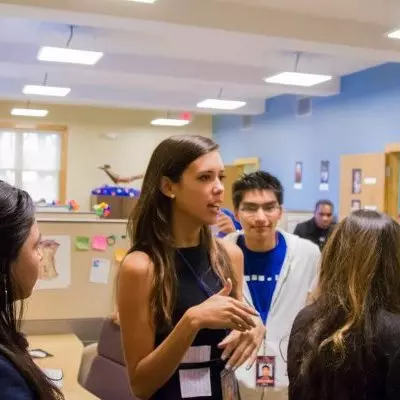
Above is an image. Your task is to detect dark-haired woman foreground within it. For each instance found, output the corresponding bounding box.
[288,210,400,400]
[0,181,64,399]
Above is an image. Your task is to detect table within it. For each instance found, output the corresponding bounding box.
[28,334,99,400]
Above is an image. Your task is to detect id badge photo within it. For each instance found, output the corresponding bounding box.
[256,355,276,388]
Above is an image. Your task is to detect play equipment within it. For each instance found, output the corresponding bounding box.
[93,202,111,217]
[68,200,79,211]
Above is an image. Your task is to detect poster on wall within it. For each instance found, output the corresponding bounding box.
[352,169,362,194]
[294,161,303,189]
[319,161,329,191]
[34,235,71,290]
[351,199,361,212]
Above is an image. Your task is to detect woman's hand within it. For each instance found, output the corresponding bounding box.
[218,318,265,371]
[187,279,259,332]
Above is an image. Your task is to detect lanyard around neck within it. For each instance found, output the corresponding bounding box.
[176,250,215,298]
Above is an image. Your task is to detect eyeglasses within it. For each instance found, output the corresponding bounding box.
[239,203,281,216]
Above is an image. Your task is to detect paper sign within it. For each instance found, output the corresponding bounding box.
[182,346,211,364]
[92,236,107,251]
[75,236,90,250]
[179,368,211,398]
[90,258,111,284]
[364,177,377,185]
[114,248,128,263]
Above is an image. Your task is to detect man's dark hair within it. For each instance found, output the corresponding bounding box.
[315,199,334,211]
[232,171,284,210]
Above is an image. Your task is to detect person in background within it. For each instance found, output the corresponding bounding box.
[117,135,264,400]
[288,210,400,400]
[224,171,320,400]
[0,181,64,399]
[293,199,335,250]
[214,208,242,238]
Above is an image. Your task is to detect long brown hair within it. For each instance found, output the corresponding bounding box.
[0,181,64,399]
[292,210,400,399]
[127,135,237,329]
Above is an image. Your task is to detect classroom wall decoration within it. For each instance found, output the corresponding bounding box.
[35,235,71,290]
[294,161,303,189]
[352,168,362,194]
[319,161,329,191]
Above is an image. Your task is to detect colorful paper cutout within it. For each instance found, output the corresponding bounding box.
[92,235,107,251]
[75,236,90,251]
[114,248,128,263]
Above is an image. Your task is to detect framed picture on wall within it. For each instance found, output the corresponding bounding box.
[351,199,361,212]
[352,169,362,194]
[294,161,303,189]
[320,160,329,191]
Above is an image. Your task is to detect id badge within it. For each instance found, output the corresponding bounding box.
[256,356,276,387]
[221,368,240,400]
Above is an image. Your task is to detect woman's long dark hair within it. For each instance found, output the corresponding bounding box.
[290,210,400,399]
[126,135,237,329]
[0,181,64,399]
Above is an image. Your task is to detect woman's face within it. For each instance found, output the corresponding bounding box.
[11,222,42,300]
[171,150,225,226]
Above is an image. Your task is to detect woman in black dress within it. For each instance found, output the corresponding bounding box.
[288,210,400,400]
[118,135,264,400]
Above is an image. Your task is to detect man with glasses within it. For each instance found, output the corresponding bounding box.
[224,171,320,400]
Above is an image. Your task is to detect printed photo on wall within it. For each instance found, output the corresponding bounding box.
[34,235,71,290]
[351,199,361,212]
[352,168,362,194]
[294,161,303,189]
[320,160,329,191]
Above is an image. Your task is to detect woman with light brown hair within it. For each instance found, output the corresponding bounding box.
[288,209,400,400]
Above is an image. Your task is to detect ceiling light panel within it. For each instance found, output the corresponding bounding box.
[23,85,71,97]
[37,46,103,65]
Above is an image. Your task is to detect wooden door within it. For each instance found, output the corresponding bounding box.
[222,165,241,211]
[339,153,386,220]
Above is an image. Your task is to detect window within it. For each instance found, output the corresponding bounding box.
[0,128,65,203]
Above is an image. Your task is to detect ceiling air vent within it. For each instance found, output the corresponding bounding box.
[296,96,312,117]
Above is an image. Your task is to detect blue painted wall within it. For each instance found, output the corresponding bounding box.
[213,63,400,211]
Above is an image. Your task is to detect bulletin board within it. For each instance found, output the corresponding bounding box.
[23,219,130,321]
[339,153,386,220]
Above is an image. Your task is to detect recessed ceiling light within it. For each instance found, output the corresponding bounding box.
[23,85,71,97]
[11,108,49,117]
[387,29,400,39]
[37,46,103,65]
[264,72,332,87]
[151,118,190,127]
[196,99,247,110]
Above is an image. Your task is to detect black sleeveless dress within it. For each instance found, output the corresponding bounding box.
[151,245,228,400]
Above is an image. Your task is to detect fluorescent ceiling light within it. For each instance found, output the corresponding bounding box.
[127,0,157,2]
[264,72,332,87]
[23,85,71,97]
[196,99,246,110]
[387,29,400,39]
[151,118,190,127]
[11,108,48,117]
[37,46,103,65]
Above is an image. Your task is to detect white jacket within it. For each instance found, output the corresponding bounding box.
[224,230,320,399]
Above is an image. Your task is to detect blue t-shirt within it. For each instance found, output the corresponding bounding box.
[237,232,287,324]
[216,208,242,238]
